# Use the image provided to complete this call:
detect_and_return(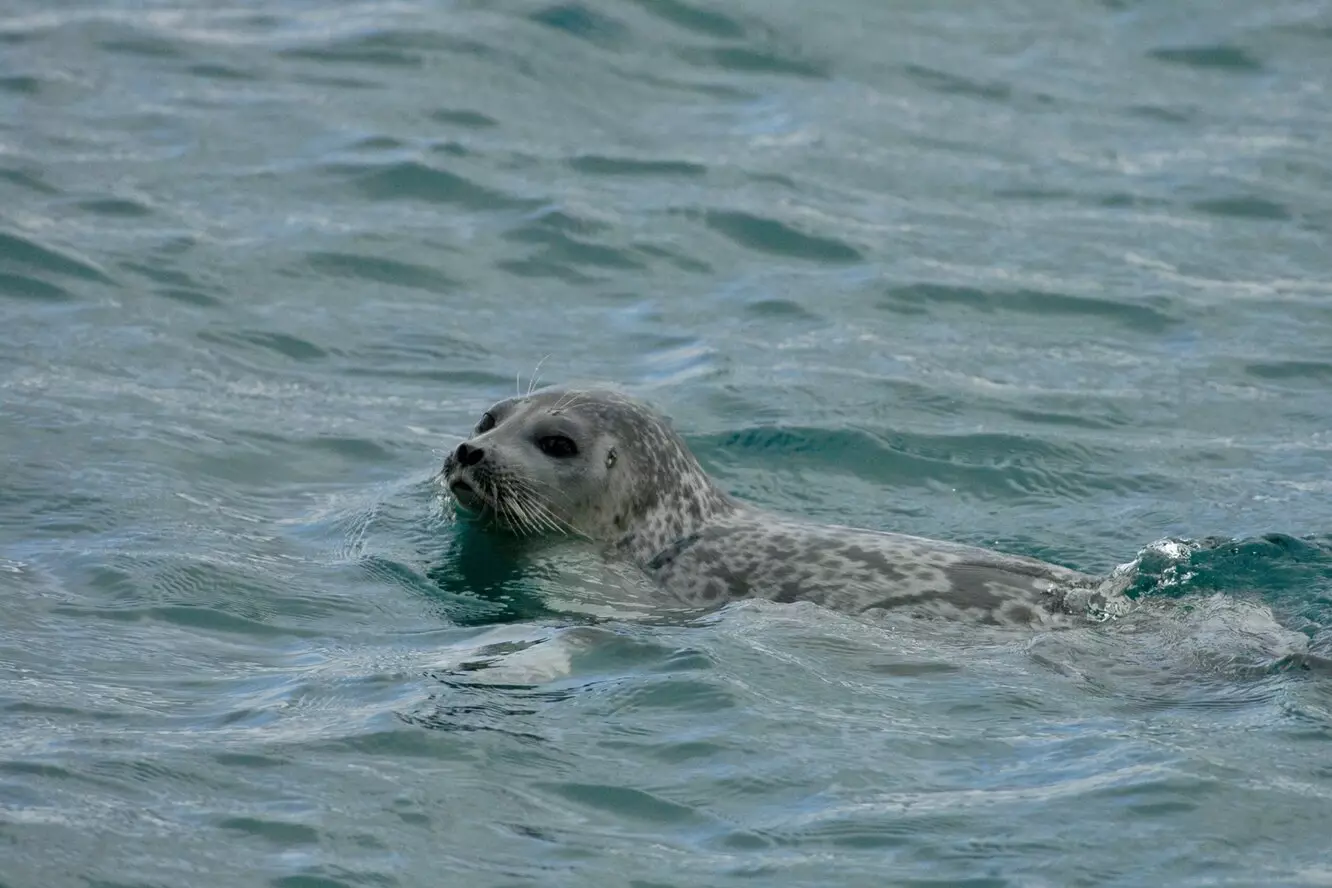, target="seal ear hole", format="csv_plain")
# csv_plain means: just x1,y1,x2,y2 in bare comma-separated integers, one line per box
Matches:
476,412,496,433
538,435,578,458
606,448,617,469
